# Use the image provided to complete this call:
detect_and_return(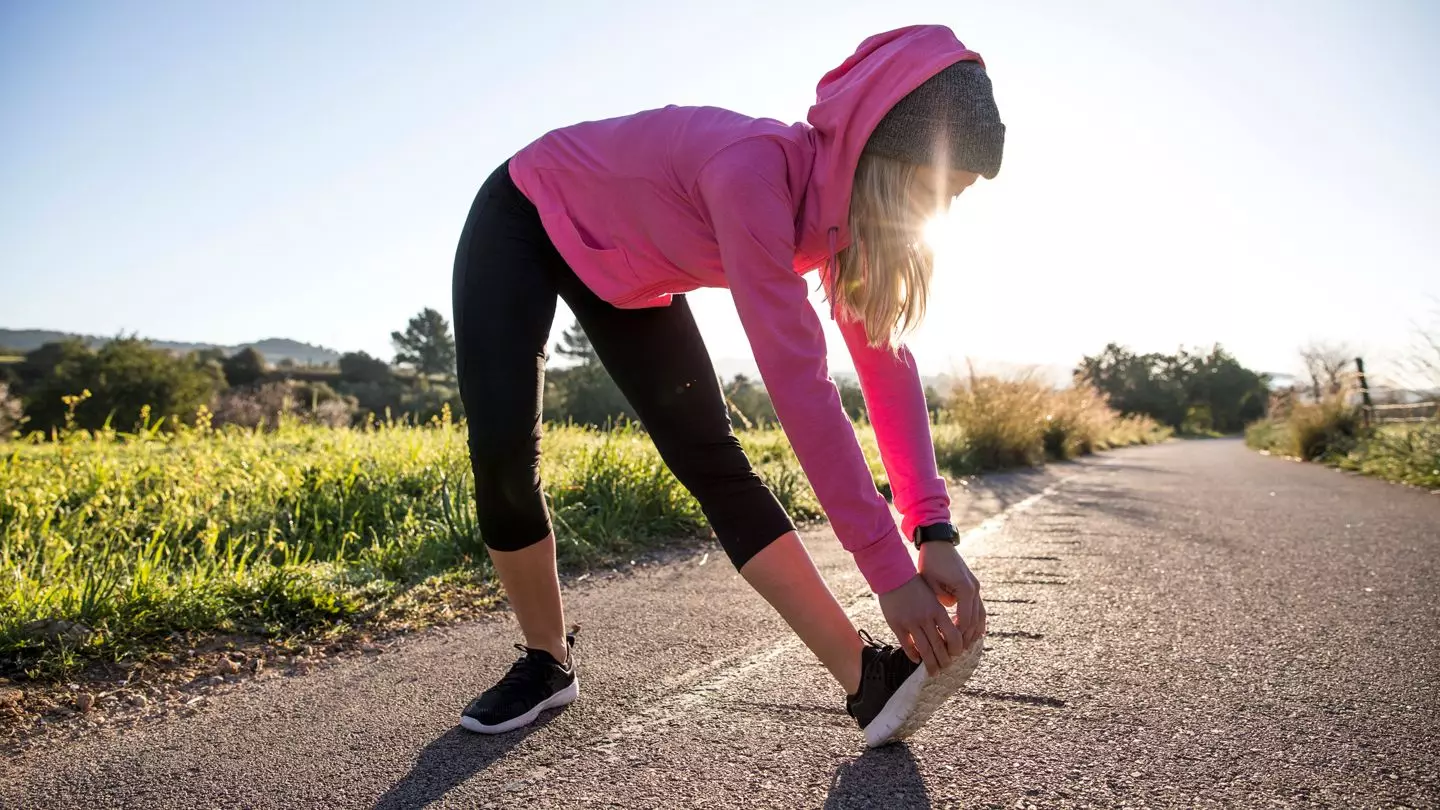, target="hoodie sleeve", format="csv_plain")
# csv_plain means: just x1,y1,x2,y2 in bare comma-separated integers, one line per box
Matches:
837,317,953,541
694,138,917,595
